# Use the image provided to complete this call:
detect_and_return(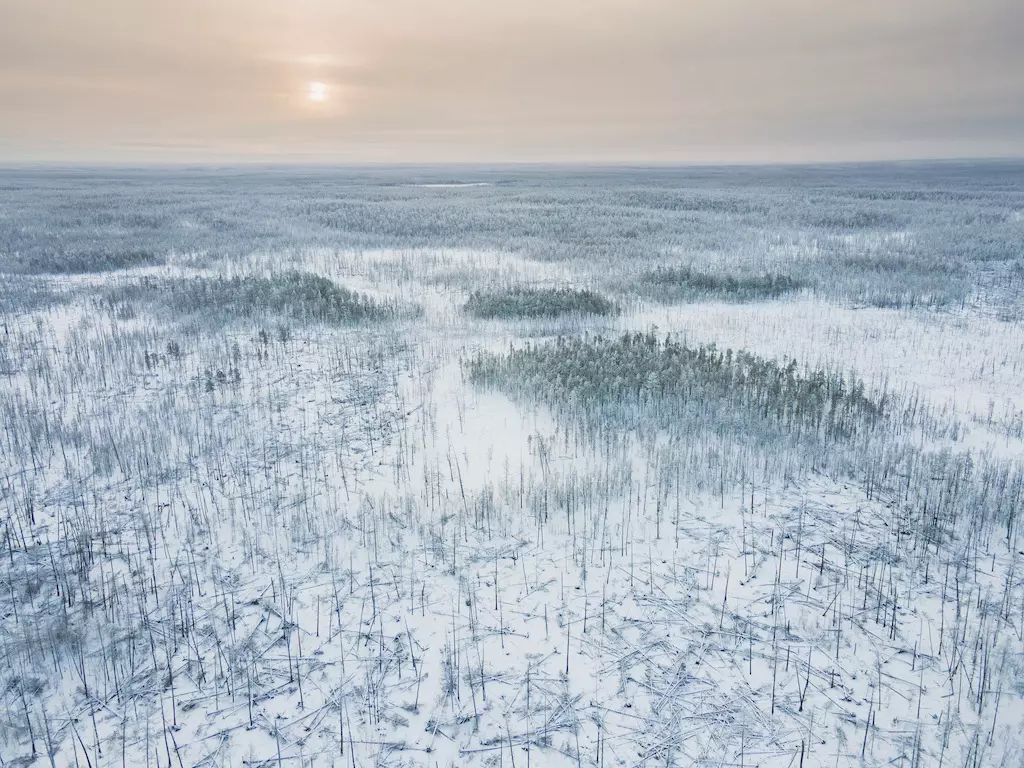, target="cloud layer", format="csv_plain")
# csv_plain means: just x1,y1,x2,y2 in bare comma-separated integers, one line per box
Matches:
2,0,1022,162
